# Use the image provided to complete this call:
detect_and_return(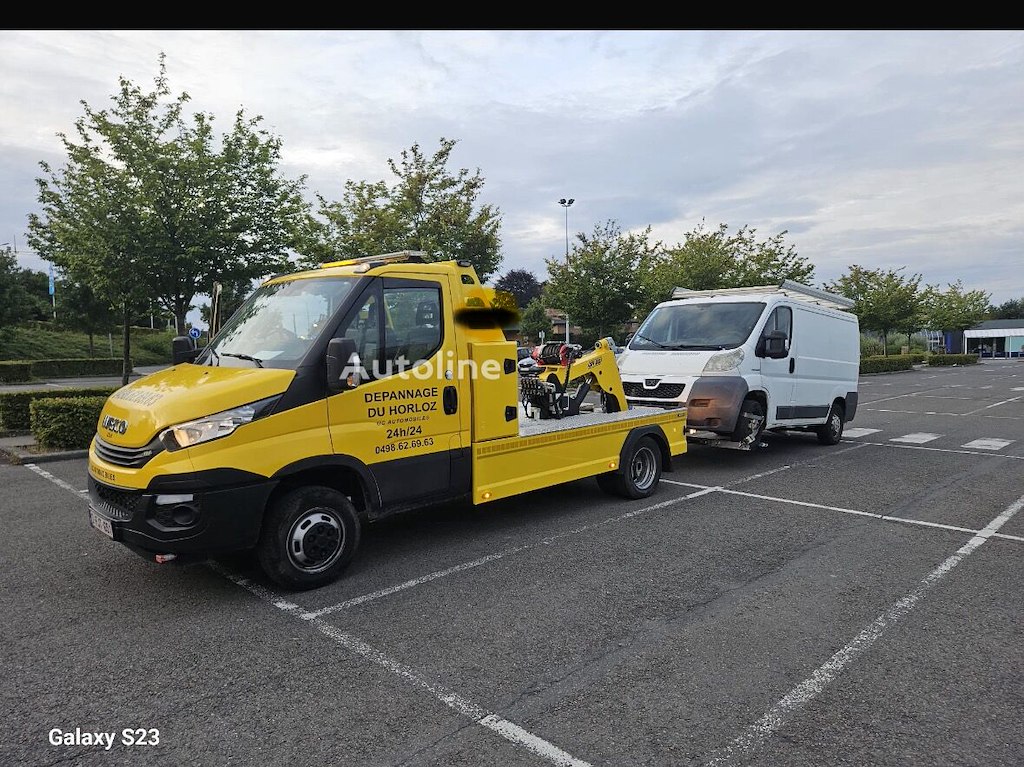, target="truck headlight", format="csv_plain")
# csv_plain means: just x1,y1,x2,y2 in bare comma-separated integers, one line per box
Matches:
159,396,279,451
703,348,745,373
